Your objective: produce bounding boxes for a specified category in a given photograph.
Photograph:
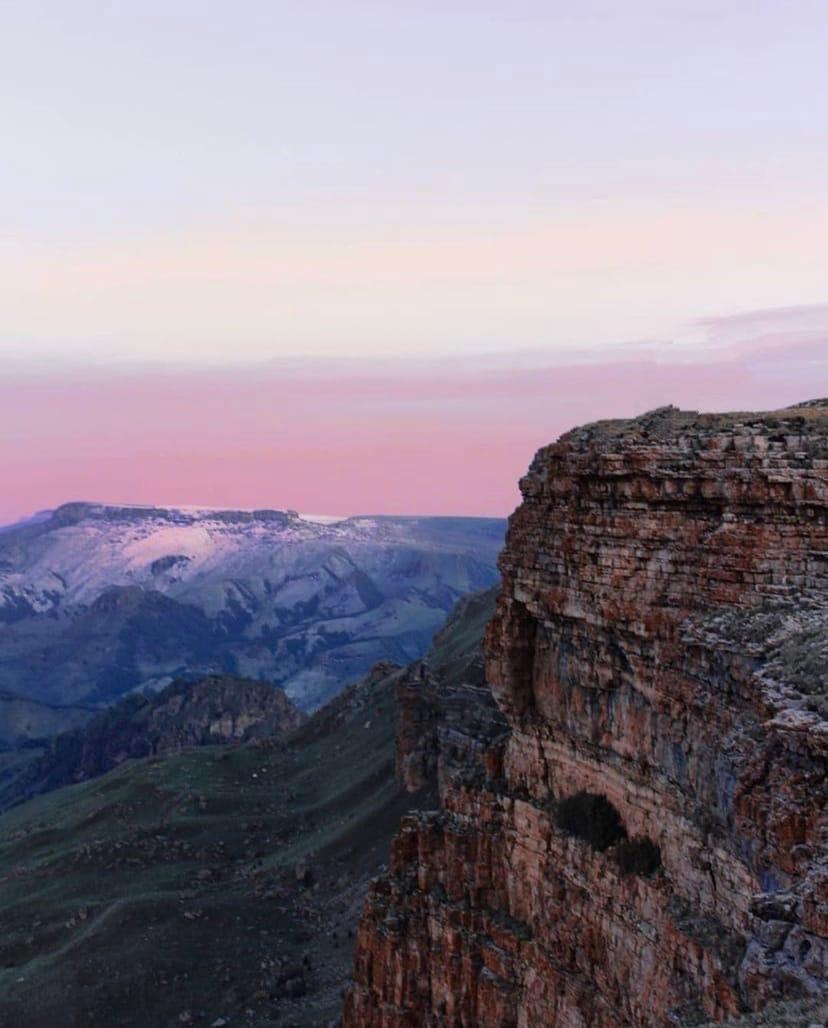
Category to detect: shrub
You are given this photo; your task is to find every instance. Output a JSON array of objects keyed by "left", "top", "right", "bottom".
[
  {"left": 555, "top": 791, "right": 626, "bottom": 852},
  {"left": 614, "top": 836, "right": 662, "bottom": 876}
]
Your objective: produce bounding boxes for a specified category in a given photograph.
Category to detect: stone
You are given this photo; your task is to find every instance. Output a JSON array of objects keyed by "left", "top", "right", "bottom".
[
  {"left": 295, "top": 860, "right": 314, "bottom": 887},
  {"left": 345, "top": 401, "right": 828, "bottom": 1027}
]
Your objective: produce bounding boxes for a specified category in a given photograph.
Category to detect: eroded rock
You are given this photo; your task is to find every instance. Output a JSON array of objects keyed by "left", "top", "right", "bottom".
[{"left": 346, "top": 401, "right": 828, "bottom": 1027}]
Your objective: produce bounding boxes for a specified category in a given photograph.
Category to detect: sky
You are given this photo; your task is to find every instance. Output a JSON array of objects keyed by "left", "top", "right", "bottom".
[{"left": 1, "top": 1, "right": 826, "bottom": 522}]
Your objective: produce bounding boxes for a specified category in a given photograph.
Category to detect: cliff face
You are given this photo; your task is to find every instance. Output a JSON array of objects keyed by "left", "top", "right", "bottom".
[
  {"left": 345, "top": 401, "right": 828, "bottom": 1027},
  {"left": 396, "top": 586, "right": 505, "bottom": 795}
]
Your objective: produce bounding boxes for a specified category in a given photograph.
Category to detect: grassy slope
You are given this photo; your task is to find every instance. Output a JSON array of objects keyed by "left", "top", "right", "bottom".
[
  {"left": 0, "top": 675, "right": 306, "bottom": 813},
  {"left": 427, "top": 585, "right": 499, "bottom": 682},
  {"left": 698, "top": 1000, "right": 828, "bottom": 1027},
  {"left": 0, "top": 691, "right": 94, "bottom": 748},
  {"left": 0, "top": 663, "right": 420, "bottom": 1028}
]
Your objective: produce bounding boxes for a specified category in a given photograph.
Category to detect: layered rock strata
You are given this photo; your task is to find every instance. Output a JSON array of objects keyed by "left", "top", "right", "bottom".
[
  {"left": 395, "top": 586, "right": 506, "bottom": 795},
  {"left": 346, "top": 401, "right": 828, "bottom": 1027}
]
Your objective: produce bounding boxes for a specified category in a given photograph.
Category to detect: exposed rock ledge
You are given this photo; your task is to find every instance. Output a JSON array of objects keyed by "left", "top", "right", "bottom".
[{"left": 345, "top": 401, "right": 828, "bottom": 1027}]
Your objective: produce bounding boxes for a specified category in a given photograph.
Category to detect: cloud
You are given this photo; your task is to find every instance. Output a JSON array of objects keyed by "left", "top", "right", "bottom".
[{"left": 1, "top": 306, "right": 825, "bottom": 524}]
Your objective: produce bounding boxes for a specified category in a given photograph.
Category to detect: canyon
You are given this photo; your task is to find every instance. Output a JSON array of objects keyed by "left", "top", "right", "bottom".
[{"left": 346, "top": 401, "right": 828, "bottom": 1027}]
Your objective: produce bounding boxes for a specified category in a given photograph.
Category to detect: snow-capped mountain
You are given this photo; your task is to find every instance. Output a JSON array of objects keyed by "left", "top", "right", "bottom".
[{"left": 0, "top": 503, "right": 504, "bottom": 714}]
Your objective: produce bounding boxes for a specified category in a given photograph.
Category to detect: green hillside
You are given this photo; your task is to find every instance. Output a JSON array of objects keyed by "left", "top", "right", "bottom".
[{"left": 0, "top": 663, "right": 417, "bottom": 1027}]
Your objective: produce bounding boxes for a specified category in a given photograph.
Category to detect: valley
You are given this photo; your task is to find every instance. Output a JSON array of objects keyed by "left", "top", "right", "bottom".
[
  {"left": 0, "top": 403, "right": 825, "bottom": 1028},
  {"left": 0, "top": 588, "right": 495, "bottom": 1027}
]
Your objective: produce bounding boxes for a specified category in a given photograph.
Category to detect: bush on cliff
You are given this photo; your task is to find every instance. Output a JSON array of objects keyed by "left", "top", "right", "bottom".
[
  {"left": 555, "top": 791, "right": 627, "bottom": 852},
  {"left": 614, "top": 836, "right": 662, "bottom": 876}
]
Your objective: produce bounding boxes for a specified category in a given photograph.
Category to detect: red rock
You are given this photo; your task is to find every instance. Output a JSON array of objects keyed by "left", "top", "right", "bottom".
[{"left": 345, "top": 402, "right": 828, "bottom": 1027}]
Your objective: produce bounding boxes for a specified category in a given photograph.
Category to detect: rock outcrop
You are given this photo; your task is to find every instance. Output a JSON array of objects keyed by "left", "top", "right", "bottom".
[
  {"left": 345, "top": 401, "right": 828, "bottom": 1027},
  {"left": 395, "top": 586, "right": 505, "bottom": 794},
  {"left": 0, "top": 675, "right": 305, "bottom": 809}
]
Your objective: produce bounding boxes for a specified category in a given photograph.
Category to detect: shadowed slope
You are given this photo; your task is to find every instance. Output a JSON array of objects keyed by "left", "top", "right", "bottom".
[
  {"left": 0, "top": 587, "right": 496, "bottom": 1027},
  {"left": 0, "top": 675, "right": 305, "bottom": 811}
]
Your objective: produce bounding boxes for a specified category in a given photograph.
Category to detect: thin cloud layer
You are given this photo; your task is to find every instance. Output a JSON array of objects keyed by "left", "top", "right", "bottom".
[{"left": 1, "top": 309, "right": 825, "bottom": 524}]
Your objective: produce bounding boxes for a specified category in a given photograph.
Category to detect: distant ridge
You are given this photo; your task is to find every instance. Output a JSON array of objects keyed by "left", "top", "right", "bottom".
[{"left": 0, "top": 502, "right": 504, "bottom": 713}]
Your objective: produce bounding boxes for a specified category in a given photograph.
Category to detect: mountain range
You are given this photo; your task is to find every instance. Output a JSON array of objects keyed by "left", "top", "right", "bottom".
[{"left": 0, "top": 502, "right": 503, "bottom": 719}]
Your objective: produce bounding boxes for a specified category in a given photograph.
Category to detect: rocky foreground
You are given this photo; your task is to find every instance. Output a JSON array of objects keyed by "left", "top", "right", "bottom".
[{"left": 345, "top": 401, "right": 828, "bottom": 1026}]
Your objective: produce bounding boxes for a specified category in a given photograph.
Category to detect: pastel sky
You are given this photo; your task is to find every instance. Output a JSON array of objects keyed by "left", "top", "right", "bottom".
[{"left": 1, "top": 2, "right": 826, "bottom": 522}]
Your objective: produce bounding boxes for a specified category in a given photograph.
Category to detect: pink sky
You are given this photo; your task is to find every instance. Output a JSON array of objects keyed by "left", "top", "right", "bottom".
[
  {"left": 2, "top": 6, "right": 826, "bottom": 525},
  {"left": 2, "top": 309, "right": 825, "bottom": 525}
]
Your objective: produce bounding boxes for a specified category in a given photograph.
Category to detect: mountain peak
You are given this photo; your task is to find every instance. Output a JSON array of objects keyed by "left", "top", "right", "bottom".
[{"left": 0, "top": 506, "right": 505, "bottom": 711}]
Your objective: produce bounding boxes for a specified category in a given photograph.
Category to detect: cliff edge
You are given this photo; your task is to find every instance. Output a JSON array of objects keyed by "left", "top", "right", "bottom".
[{"left": 346, "top": 401, "right": 828, "bottom": 1027}]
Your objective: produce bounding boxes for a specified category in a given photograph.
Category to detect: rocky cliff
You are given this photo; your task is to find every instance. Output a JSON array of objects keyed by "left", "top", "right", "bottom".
[
  {"left": 345, "top": 401, "right": 828, "bottom": 1027},
  {"left": 0, "top": 675, "right": 305, "bottom": 809},
  {"left": 395, "top": 585, "right": 506, "bottom": 795}
]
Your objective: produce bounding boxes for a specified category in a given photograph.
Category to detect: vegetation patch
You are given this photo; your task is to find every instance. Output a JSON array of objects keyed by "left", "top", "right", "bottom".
[
  {"left": 614, "top": 836, "right": 662, "bottom": 876},
  {"left": 555, "top": 791, "right": 662, "bottom": 877},
  {"left": 555, "top": 791, "right": 627, "bottom": 852},
  {"left": 0, "top": 664, "right": 411, "bottom": 1027}
]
